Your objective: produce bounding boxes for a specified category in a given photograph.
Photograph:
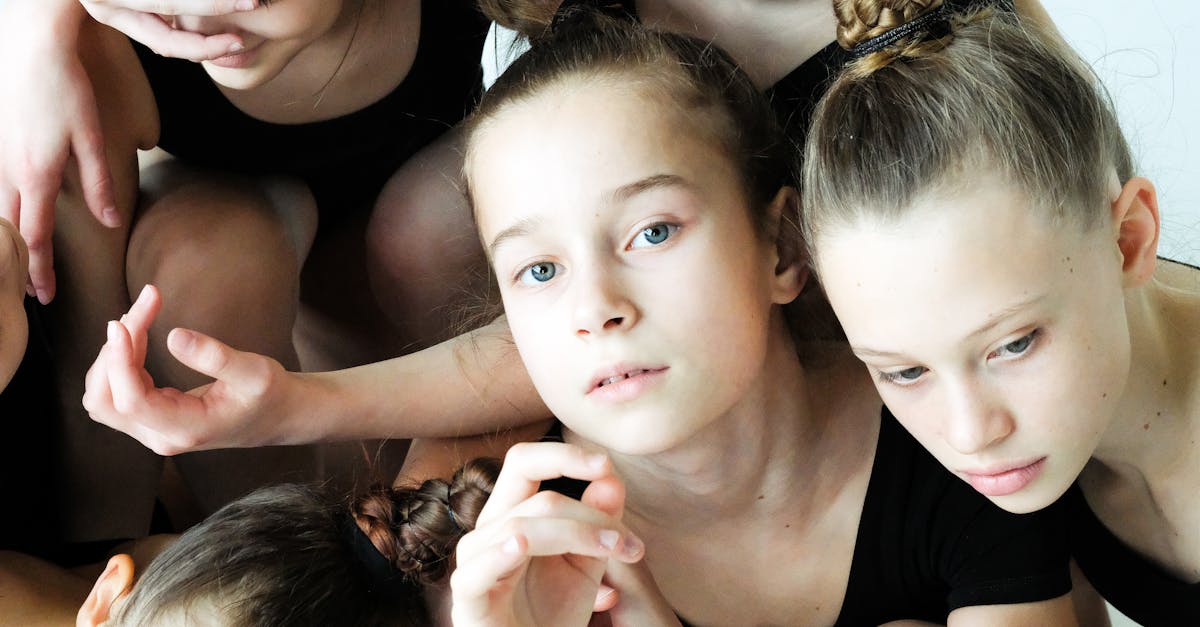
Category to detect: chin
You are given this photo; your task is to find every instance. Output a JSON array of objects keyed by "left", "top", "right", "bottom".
[
  {"left": 202, "top": 66, "right": 273, "bottom": 91},
  {"left": 984, "top": 479, "right": 1073, "bottom": 515}
]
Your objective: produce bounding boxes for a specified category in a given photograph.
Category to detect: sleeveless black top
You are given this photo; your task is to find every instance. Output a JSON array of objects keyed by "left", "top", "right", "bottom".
[{"left": 132, "top": 0, "right": 490, "bottom": 220}]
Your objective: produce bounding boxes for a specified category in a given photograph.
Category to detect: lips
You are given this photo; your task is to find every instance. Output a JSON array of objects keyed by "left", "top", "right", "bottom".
[
  {"left": 585, "top": 364, "right": 668, "bottom": 403},
  {"left": 206, "top": 43, "right": 261, "bottom": 69},
  {"left": 960, "top": 457, "right": 1046, "bottom": 497}
]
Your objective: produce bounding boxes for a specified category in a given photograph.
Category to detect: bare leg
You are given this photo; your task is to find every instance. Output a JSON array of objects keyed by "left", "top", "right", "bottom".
[
  {"left": 125, "top": 161, "right": 323, "bottom": 515},
  {"left": 365, "top": 128, "right": 491, "bottom": 348},
  {"left": 51, "top": 25, "right": 158, "bottom": 542}
]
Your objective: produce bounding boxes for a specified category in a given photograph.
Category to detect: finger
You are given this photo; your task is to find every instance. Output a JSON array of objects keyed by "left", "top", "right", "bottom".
[
  {"left": 594, "top": 585, "right": 619, "bottom": 613},
  {"left": 119, "top": 284, "right": 162, "bottom": 364},
  {"left": 450, "top": 534, "right": 529, "bottom": 621},
  {"left": 167, "top": 327, "right": 268, "bottom": 392},
  {"left": 478, "top": 442, "right": 612, "bottom": 526},
  {"left": 580, "top": 475, "right": 626, "bottom": 520},
  {"left": 85, "top": 0, "right": 258, "bottom": 16},
  {"left": 70, "top": 91, "right": 119, "bottom": 228},
  {"left": 19, "top": 182, "right": 58, "bottom": 304},
  {"left": 82, "top": 336, "right": 117, "bottom": 418},
  {"left": 103, "top": 10, "right": 246, "bottom": 61},
  {"left": 106, "top": 321, "right": 150, "bottom": 414}
]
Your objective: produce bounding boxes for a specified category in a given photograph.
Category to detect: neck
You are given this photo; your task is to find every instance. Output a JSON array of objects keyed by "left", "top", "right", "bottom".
[
  {"left": 634, "top": 0, "right": 836, "bottom": 88},
  {"left": 566, "top": 316, "right": 880, "bottom": 533},
  {"left": 1093, "top": 268, "right": 1200, "bottom": 483}
]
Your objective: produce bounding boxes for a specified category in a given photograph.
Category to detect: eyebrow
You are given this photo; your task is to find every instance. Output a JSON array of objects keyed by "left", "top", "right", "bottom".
[
  {"left": 851, "top": 293, "right": 1047, "bottom": 359},
  {"left": 485, "top": 174, "right": 694, "bottom": 258}
]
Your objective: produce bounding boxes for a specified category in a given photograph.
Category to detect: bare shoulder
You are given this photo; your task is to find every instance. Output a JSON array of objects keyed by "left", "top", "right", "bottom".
[
  {"left": 1156, "top": 257, "right": 1200, "bottom": 294},
  {"left": 0, "top": 551, "right": 92, "bottom": 624}
]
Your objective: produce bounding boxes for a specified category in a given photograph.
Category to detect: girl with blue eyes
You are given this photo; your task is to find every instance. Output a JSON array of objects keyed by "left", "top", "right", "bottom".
[
  {"left": 803, "top": 1, "right": 1199, "bottom": 624},
  {"left": 444, "top": 6, "right": 1082, "bottom": 625}
]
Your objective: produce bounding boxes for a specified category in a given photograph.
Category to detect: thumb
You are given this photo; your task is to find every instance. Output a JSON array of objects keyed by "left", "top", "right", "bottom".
[{"left": 167, "top": 327, "right": 271, "bottom": 394}]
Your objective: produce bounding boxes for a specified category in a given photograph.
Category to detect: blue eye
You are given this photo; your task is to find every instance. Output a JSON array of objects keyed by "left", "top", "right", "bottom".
[
  {"left": 878, "top": 366, "right": 927, "bottom": 386},
  {"left": 630, "top": 223, "right": 678, "bottom": 249},
  {"left": 518, "top": 262, "right": 558, "bottom": 285},
  {"left": 990, "top": 330, "right": 1040, "bottom": 359}
]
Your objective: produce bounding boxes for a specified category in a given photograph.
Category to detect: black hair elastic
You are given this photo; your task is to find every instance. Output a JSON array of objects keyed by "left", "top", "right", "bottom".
[
  {"left": 550, "top": 0, "right": 637, "bottom": 33},
  {"left": 851, "top": 3, "right": 951, "bottom": 58},
  {"left": 339, "top": 511, "right": 412, "bottom": 598}
]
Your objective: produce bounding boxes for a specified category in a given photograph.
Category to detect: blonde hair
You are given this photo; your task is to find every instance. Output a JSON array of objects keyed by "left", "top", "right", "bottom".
[{"left": 802, "top": 1, "right": 1133, "bottom": 261}]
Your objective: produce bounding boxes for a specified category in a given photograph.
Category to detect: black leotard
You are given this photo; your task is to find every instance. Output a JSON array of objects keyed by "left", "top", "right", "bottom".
[{"left": 132, "top": 0, "right": 490, "bottom": 223}]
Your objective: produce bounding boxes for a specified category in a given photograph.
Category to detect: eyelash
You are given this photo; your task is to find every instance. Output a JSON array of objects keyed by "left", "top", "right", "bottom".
[
  {"left": 628, "top": 223, "right": 679, "bottom": 249},
  {"left": 514, "top": 261, "right": 560, "bottom": 286},
  {"left": 874, "top": 329, "right": 1042, "bottom": 388}
]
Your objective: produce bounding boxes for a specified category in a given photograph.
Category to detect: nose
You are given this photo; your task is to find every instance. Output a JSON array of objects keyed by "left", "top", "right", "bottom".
[
  {"left": 571, "top": 264, "right": 638, "bottom": 338},
  {"left": 942, "top": 377, "right": 1015, "bottom": 455}
]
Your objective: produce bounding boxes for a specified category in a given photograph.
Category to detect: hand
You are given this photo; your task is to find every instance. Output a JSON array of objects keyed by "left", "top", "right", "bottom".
[
  {"left": 592, "top": 559, "right": 683, "bottom": 627},
  {"left": 80, "top": 0, "right": 259, "bottom": 61},
  {"left": 451, "top": 442, "right": 646, "bottom": 627},
  {"left": 0, "top": 0, "right": 119, "bottom": 304},
  {"left": 83, "top": 284, "right": 296, "bottom": 454}
]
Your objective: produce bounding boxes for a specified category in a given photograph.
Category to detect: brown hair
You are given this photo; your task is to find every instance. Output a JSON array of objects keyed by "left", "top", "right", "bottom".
[
  {"left": 802, "top": 0, "right": 1134, "bottom": 260},
  {"left": 111, "top": 459, "right": 500, "bottom": 626},
  {"left": 352, "top": 457, "right": 500, "bottom": 585},
  {"left": 464, "top": 5, "right": 791, "bottom": 236}
]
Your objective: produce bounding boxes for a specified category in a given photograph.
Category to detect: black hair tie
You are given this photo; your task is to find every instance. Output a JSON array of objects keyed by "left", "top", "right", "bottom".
[
  {"left": 851, "top": 3, "right": 951, "bottom": 58},
  {"left": 339, "top": 511, "right": 412, "bottom": 597}
]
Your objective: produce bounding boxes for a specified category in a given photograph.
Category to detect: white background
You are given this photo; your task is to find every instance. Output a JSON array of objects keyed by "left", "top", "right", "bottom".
[{"left": 1043, "top": 0, "right": 1199, "bottom": 266}]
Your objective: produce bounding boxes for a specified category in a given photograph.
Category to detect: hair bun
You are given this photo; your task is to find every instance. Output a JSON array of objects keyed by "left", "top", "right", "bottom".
[
  {"left": 351, "top": 457, "right": 501, "bottom": 585},
  {"left": 836, "top": 0, "right": 954, "bottom": 74}
]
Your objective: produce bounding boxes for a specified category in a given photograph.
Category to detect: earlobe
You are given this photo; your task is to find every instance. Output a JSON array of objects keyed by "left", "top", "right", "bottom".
[
  {"left": 1110, "top": 176, "right": 1160, "bottom": 288},
  {"left": 77, "top": 555, "right": 135, "bottom": 627},
  {"left": 765, "top": 187, "right": 810, "bottom": 304}
]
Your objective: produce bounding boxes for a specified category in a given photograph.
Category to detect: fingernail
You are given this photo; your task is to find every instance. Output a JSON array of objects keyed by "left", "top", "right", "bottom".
[
  {"left": 138, "top": 284, "right": 151, "bottom": 301},
  {"left": 106, "top": 320, "right": 118, "bottom": 341},
  {"left": 598, "top": 529, "right": 620, "bottom": 551},
  {"left": 170, "top": 329, "right": 195, "bottom": 354},
  {"left": 623, "top": 534, "right": 644, "bottom": 557},
  {"left": 103, "top": 207, "right": 120, "bottom": 227},
  {"left": 37, "top": 289, "right": 50, "bottom": 305},
  {"left": 25, "top": 284, "right": 35, "bottom": 298},
  {"left": 586, "top": 453, "right": 608, "bottom": 469},
  {"left": 228, "top": 41, "right": 244, "bottom": 53},
  {"left": 235, "top": 0, "right": 255, "bottom": 11},
  {"left": 501, "top": 536, "right": 521, "bottom": 555}
]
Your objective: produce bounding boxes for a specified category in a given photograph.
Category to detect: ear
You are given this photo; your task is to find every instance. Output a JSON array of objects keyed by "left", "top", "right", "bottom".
[
  {"left": 77, "top": 555, "right": 135, "bottom": 627},
  {"left": 1110, "top": 176, "right": 1159, "bottom": 288},
  {"left": 764, "top": 187, "right": 810, "bottom": 304}
]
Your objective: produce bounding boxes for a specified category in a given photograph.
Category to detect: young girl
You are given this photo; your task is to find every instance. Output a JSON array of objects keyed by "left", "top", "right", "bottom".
[
  {"left": 800, "top": 1, "right": 1200, "bottom": 624},
  {"left": 0, "top": 460, "right": 501, "bottom": 626},
  {"left": 439, "top": 7, "right": 1079, "bottom": 625},
  {"left": 12, "top": 0, "right": 499, "bottom": 544}
]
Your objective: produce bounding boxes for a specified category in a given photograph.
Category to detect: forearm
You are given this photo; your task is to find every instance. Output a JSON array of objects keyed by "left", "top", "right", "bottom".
[
  {"left": 290, "top": 316, "right": 551, "bottom": 443},
  {"left": 3, "top": 0, "right": 87, "bottom": 43}
]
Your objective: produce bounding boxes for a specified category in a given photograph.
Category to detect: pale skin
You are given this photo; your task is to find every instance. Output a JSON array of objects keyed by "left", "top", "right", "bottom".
[
  {"left": 450, "top": 80, "right": 1078, "bottom": 626},
  {"left": 0, "top": 218, "right": 30, "bottom": 390},
  {"left": 816, "top": 176, "right": 1200, "bottom": 584},
  {"left": 46, "top": 0, "right": 528, "bottom": 542},
  {"left": 79, "top": 0, "right": 1057, "bottom": 474}
]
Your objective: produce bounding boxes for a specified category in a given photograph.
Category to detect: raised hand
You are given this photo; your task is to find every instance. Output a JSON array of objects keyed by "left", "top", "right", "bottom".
[
  {"left": 0, "top": 0, "right": 119, "bottom": 304},
  {"left": 81, "top": 0, "right": 258, "bottom": 61},
  {"left": 452, "top": 442, "right": 646, "bottom": 627},
  {"left": 83, "top": 284, "right": 298, "bottom": 454}
]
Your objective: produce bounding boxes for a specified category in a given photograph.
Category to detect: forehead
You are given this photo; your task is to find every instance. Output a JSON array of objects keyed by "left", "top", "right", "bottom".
[
  {"left": 816, "top": 180, "right": 1097, "bottom": 346},
  {"left": 468, "top": 79, "right": 734, "bottom": 239}
]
